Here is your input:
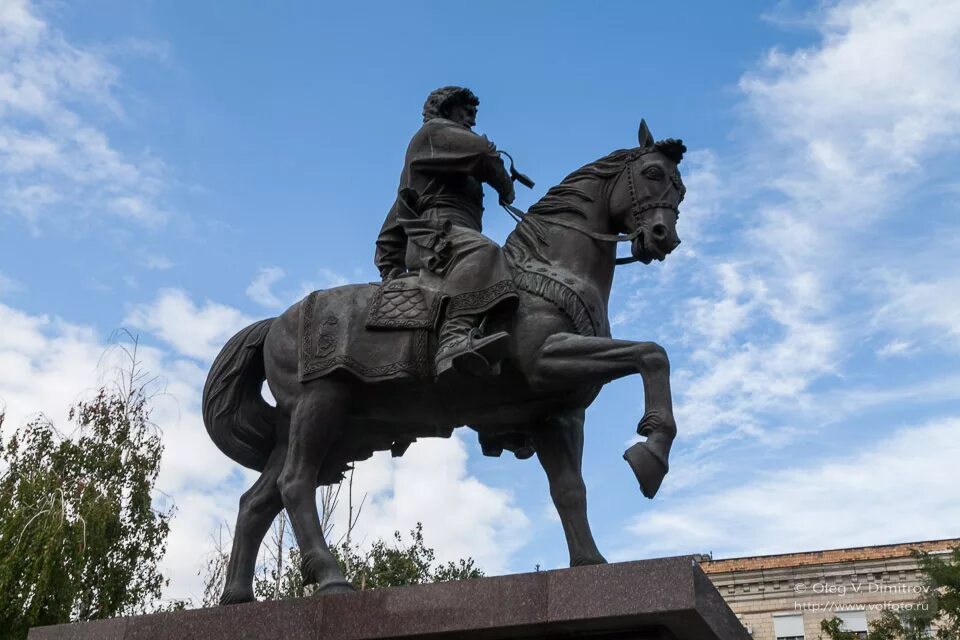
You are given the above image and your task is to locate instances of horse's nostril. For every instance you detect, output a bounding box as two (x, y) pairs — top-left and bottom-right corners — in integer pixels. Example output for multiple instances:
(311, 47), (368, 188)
(652, 224), (667, 239)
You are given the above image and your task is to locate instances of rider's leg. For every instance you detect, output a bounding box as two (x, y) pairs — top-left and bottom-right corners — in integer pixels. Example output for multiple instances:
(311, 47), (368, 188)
(434, 226), (517, 380)
(435, 312), (510, 380)
(527, 332), (676, 498)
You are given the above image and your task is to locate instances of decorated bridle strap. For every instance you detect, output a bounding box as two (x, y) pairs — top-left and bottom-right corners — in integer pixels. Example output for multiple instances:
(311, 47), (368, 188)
(515, 199), (678, 245)
(526, 215), (645, 265)
(635, 200), (680, 215)
(534, 215), (642, 243)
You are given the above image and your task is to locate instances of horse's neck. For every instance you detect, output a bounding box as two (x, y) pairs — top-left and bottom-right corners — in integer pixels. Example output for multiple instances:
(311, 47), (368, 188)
(508, 180), (618, 306)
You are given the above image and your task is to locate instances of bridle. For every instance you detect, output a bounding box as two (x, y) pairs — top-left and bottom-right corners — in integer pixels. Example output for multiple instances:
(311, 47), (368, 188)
(501, 150), (681, 266)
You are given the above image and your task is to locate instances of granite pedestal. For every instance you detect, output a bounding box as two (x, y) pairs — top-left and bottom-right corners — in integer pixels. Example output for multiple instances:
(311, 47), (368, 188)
(29, 556), (749, 640)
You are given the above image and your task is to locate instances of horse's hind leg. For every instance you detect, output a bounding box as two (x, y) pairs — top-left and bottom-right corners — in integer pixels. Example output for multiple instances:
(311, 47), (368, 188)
(220, 442), (286, 605)
(533, 409), (606, 567)
(277, 381), (353, 594)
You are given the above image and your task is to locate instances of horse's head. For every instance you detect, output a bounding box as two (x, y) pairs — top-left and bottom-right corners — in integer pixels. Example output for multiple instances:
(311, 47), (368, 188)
(608, 120), (687, 264)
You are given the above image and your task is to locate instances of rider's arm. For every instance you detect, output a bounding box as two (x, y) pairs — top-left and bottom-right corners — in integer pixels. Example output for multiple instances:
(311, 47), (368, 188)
(374, 199), (406, 280)
(480, 148), (515, 205)
(411, 124), (515, 203)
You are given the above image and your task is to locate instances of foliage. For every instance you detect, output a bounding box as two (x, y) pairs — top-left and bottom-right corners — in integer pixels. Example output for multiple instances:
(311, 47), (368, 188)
(820, 617), (857, 640)
(336, 522), (483, 591)
(819, 547), (960, 640)
(201, 517), (483, 604)
(0, 383), (172, 639)
(255, 521), (483, 598)
(202, 464), (482, 605)
(199, 525), (231, 608)
(253, 512), (304, 601)
(255, 544), (306, 601)
(922, 546), (960, 640)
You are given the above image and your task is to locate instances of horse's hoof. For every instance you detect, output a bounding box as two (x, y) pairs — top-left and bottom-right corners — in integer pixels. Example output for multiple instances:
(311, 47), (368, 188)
(571, 554), (607, 567)
(219, 587), (255, 606)
(624, 441), (668, 499)
(313, 580), (356, 595)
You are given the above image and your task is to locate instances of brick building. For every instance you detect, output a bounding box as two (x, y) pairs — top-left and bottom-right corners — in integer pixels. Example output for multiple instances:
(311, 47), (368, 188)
(699, 538), (958, 639)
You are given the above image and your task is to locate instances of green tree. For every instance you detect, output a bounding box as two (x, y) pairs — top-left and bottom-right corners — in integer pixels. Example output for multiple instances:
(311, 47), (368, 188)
(0, 361), (172, 639)
(820, 547), (960, 640)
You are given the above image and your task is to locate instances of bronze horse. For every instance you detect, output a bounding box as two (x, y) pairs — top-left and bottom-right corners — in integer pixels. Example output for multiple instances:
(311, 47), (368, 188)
(203, 120), (686, 603)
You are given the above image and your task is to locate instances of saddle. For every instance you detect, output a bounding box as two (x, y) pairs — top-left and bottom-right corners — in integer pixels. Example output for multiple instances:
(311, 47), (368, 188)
(365, 275), (442, 331)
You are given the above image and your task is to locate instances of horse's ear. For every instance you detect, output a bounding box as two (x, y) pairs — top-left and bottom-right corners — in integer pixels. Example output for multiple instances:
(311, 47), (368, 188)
(638, 119), (654, 147)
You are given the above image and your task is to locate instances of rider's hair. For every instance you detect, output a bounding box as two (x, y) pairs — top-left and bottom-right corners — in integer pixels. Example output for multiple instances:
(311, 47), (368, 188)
(422, 86), (480, 123)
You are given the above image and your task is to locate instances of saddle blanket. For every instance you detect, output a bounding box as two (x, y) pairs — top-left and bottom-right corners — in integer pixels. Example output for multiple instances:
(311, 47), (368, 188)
(298, 285), (430, 383)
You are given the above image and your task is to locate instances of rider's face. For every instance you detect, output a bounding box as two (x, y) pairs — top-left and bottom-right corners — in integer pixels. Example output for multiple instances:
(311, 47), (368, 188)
(447, 103), (477, 128)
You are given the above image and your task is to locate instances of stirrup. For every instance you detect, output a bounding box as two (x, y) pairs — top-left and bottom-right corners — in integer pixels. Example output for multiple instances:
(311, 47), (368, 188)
(435, 329), (510, 381)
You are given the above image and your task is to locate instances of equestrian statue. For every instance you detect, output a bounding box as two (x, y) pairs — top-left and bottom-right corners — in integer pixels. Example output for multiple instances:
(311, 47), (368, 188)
(202, 86), (687, 604)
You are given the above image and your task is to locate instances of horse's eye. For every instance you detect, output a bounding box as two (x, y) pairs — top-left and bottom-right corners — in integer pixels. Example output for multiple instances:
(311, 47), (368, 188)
(643, 166), (664, 181)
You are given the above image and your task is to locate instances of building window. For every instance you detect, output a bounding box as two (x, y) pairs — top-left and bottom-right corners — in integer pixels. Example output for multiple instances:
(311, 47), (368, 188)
(773, 613), (805, 640)
(835, 611), (868, 639)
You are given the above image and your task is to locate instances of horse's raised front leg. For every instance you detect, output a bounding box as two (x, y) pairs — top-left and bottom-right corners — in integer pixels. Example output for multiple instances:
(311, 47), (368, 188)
(529, 333), (676, 498)
(277, 381), (354, 594)
(533, 409), (606, 566)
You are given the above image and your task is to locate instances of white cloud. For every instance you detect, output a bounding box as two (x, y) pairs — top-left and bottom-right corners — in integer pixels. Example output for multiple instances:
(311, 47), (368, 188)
(0, 272), (19, 296)
(246, 265), (353, 311)
(606, 2), (960, 569)
(0, 0), (169, 229)
(0, 303), (105, 429)
(621, 0), (960, 451)
(660, 258), (838, 444)
(296, 268), (351, 301)
(125, 289), (254, 361)
(327, 434), (531, 576)
(311, 267), (351, 290)
(873, 274), (960, 352)
(876, 339), (914, 359)
(742, 0), (960, 197)
(142, 254), (175, 271)
(615, 417), (960, 559)
(245, 266), (286, 309)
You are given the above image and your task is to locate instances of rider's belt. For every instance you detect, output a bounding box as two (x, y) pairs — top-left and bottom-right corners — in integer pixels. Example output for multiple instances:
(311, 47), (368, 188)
(410, 194), (483, 231)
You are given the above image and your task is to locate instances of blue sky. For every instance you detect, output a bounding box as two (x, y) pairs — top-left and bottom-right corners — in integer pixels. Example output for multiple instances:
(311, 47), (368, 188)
(1, 0), (959, 603)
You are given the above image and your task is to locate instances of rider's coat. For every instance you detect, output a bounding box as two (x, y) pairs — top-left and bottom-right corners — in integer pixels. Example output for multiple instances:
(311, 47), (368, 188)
(374, 117), (518, 319)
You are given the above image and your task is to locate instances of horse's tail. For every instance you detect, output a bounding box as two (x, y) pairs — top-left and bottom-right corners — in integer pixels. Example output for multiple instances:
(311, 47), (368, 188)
(202, 318), (280, 471)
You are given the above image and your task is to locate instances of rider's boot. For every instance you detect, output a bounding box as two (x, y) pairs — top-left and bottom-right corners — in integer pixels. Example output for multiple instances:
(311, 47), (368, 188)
(435, 314), (510, 382)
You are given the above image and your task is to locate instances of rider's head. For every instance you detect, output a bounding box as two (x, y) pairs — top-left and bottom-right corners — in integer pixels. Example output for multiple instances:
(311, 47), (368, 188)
(422, 86), (479, 128)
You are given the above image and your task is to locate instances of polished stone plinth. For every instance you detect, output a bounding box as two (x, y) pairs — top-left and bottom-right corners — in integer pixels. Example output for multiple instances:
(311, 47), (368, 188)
(29, 556), (749, 640)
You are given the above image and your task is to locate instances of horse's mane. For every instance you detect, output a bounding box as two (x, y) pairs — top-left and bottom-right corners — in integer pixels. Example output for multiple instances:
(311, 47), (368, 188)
(528, 148), (634, 219)
(505, 148), (635, 265)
